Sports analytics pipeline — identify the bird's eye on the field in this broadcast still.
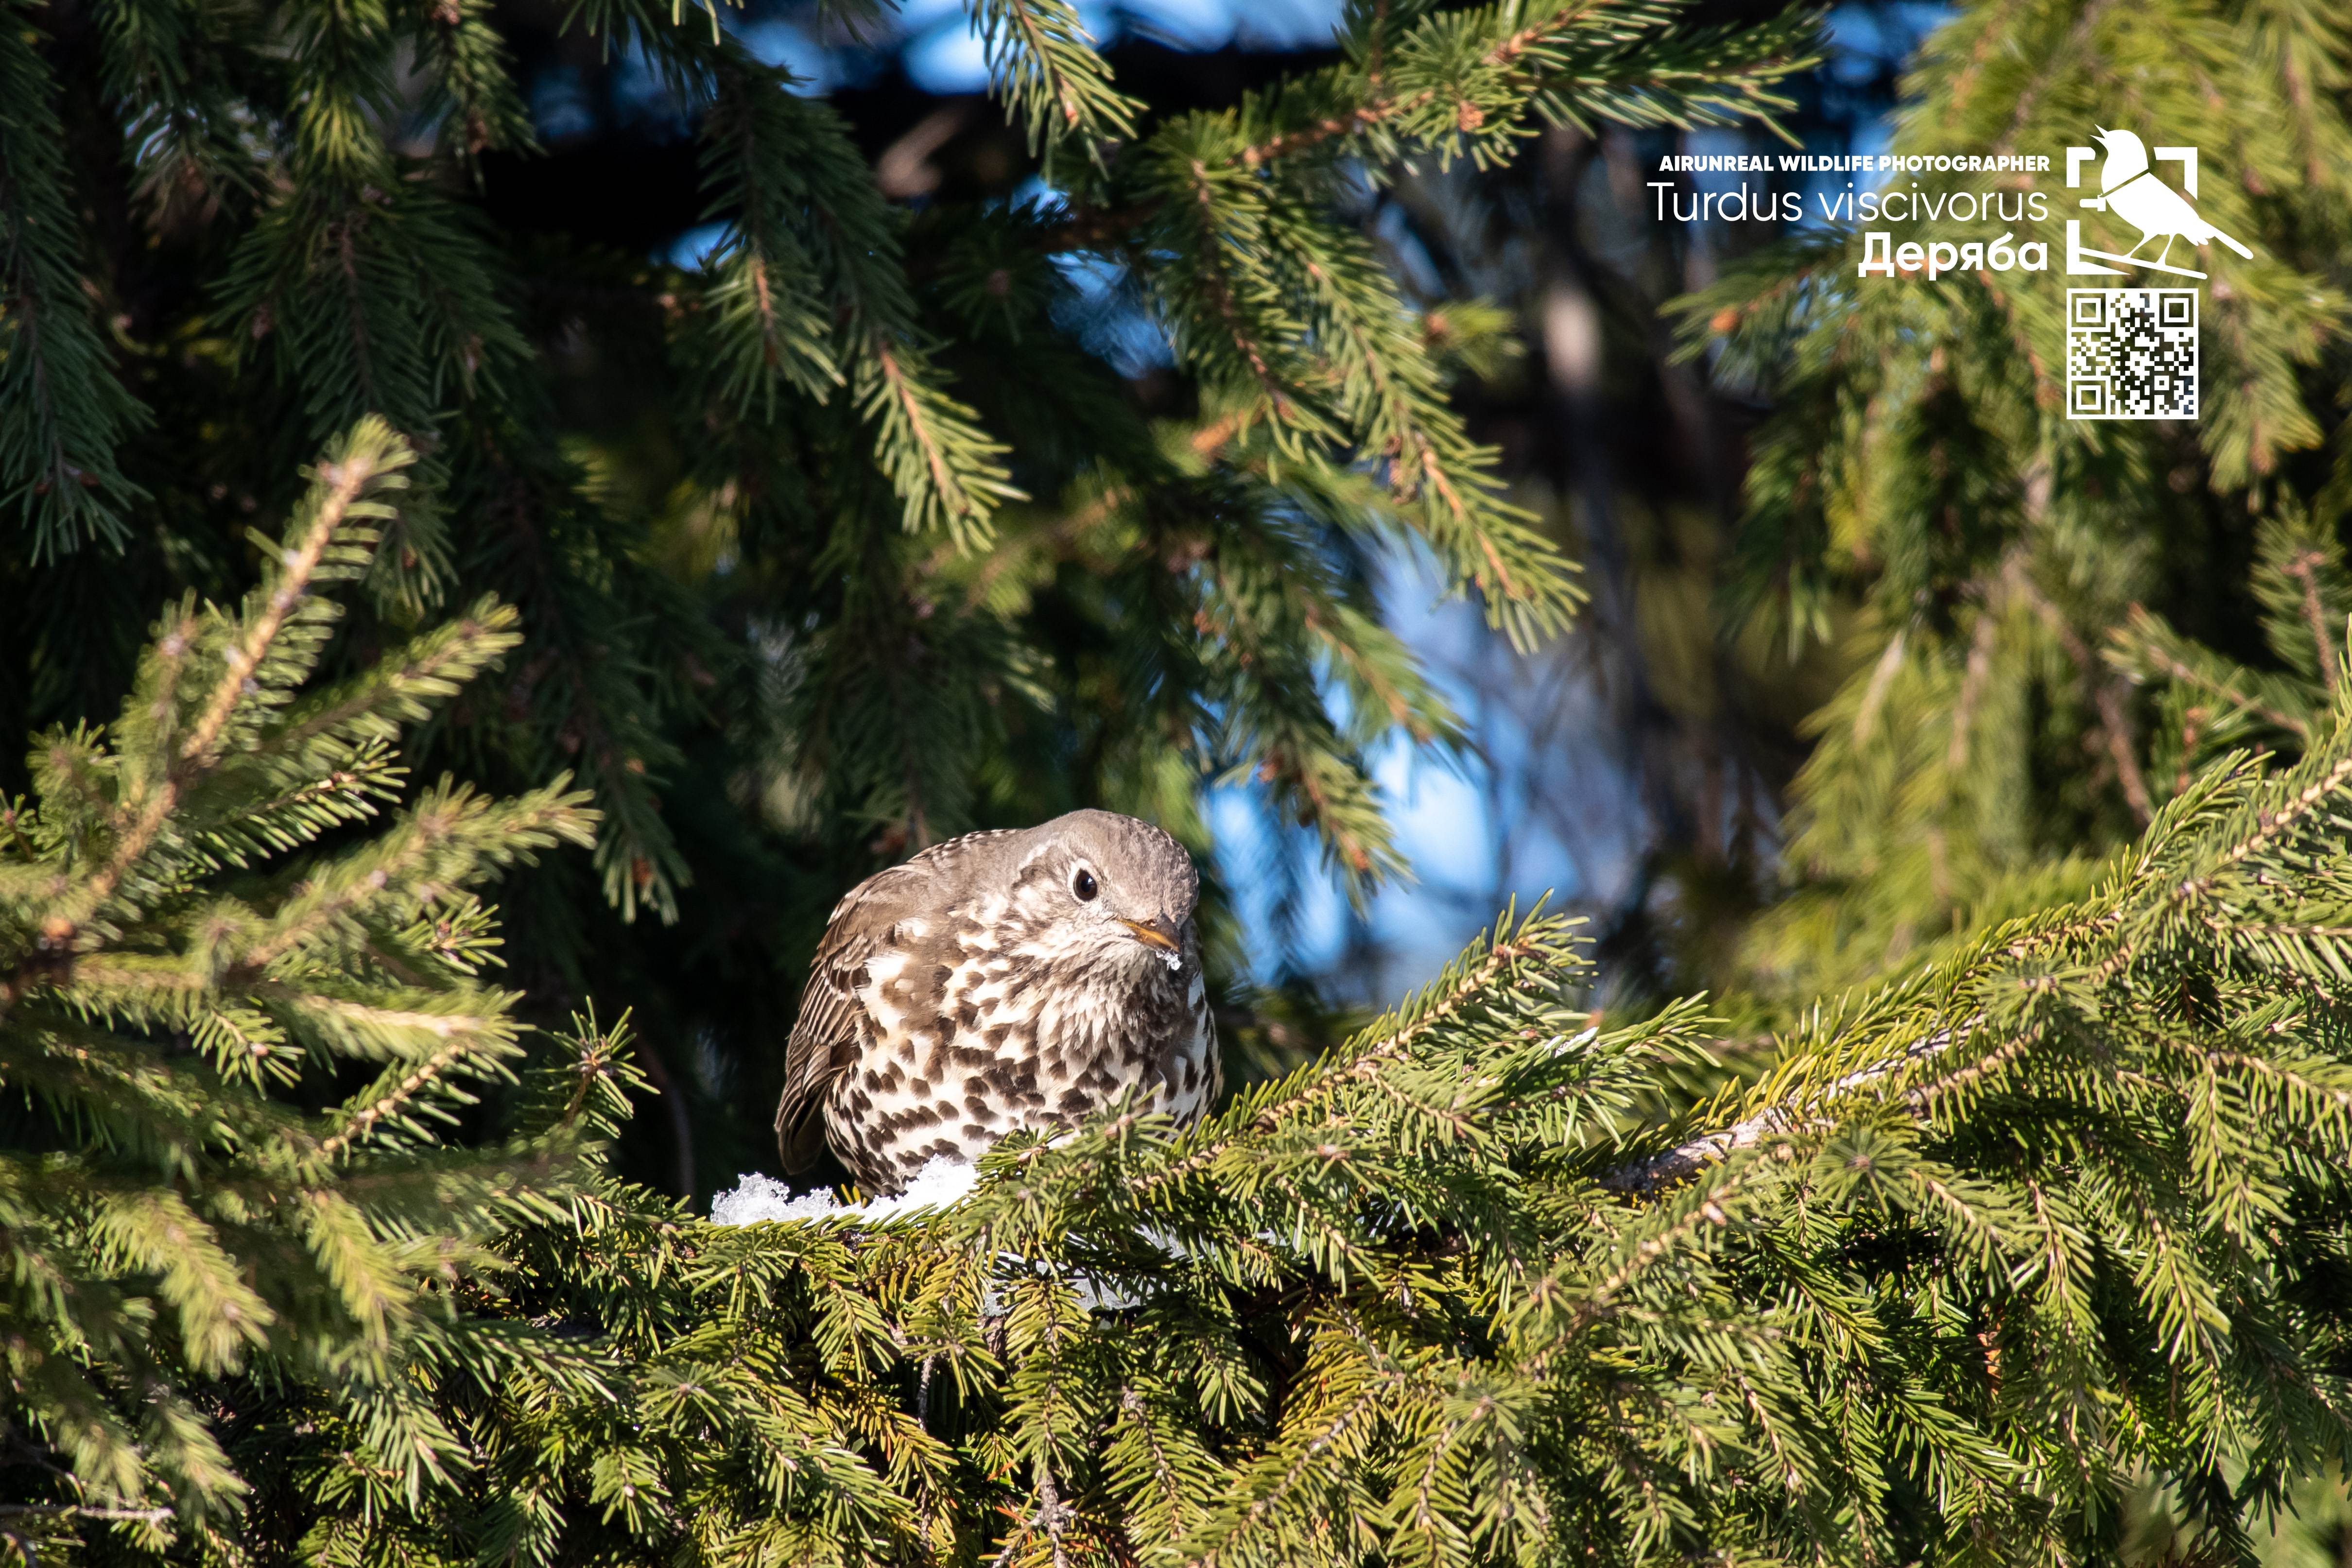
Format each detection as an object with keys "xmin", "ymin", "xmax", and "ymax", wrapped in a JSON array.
[{"xmin": 1072, "ymin": 868, "xmax": 1099, "ymax": 902}]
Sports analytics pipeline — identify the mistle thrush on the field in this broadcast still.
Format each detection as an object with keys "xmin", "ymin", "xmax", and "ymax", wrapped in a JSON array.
[{"xmin": 775, "ymin": 810, "xmax": 1220, "ymax": 1193}]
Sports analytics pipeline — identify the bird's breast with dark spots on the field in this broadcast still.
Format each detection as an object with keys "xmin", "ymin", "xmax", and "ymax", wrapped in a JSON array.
[{"xmin": 822, "ymin": 907, "xmax": 1215, "ymax": 1191}]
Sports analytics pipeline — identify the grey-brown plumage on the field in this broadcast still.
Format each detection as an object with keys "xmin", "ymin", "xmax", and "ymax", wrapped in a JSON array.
[{"xmin": 777, "ymin": 810, "xmax": 1219, "ymax": 1193}]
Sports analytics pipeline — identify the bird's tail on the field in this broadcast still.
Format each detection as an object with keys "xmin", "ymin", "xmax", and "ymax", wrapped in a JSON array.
[{"xmin": 2214, "ymin": 228, "xmax": 2254, "ymax": 259}]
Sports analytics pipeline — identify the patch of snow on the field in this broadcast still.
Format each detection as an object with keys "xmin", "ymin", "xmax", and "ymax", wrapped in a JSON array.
[
  {"xmin": 707, "ymin": 1173, "xmax": 840, "ymax": 1225},
  {"xmin": 710, "ymin": 1158, "xmax": 1186, "ymax": 1314},
  {"xmin": 709, "ymin": 1155, "xmax": 981, "ymax": 1227}
]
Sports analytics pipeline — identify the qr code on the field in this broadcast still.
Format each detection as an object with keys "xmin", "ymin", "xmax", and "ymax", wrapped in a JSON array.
[{"xmin": 2067, "ymin": 289, "xmax": 2198, "ymax": 420}]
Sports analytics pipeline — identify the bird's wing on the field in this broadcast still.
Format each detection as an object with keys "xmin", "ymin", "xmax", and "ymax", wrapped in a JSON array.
[
  {"xmin": 776, "ymin": 915, "xmax": 879, "ymax": 1171},
  {"xmin": 775, "ymin": 826, "xmax": 1020, "ymax": 1170}
]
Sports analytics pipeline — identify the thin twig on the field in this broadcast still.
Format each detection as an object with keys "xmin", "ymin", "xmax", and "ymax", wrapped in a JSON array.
[{"xmin": 1600, "ymin": 1023, "xmax": 1971, "ymax": 1193}]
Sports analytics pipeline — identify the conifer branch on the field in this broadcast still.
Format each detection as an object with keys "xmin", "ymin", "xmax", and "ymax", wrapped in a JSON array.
[
  {"xmin": 1602, "ymin": 1021, "xmax": 1972, "ymax": 1192},
  {"xmin": 67, "ymin": 424, "xmax": 411, "ymax": 930},
  {"xmin": 970, "ymin": 0, "xmax": 1141, "ymax": 155},
  {"xmin": 408, "ymin": 0, "xmax": 536, "ymax": 161},
  {"xmin": 0, "ymin": 422, "xmax": 605, "ymax": 1533},
  {"xmin": 2108, "ymin": 607, "xmax": 2314, "ymax": 740},
  {"xmin": 1123, "ymin": 910, "xmax": 1568, "ymax": 1196},
  {"xmin": 0, "ymin": 9, "xmax": 150, "ymax": 556},
  {"xmin": 184, "ymin": 461, "xmax": 372, "ymax": 771}
]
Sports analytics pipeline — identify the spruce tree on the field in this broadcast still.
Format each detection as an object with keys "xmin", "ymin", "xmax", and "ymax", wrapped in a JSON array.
[
  {"xmin": 11, "ymin": 457, "xmax": 2352, "ymax": 1558},
  {"xmin": 11, "ymin": 0, "xmax": 2352, "ymax": 1560},
  {"xmin": 0, "ymin": 0, "xmax": 1815, "ymax": 1192},
  {"xmin": 0, "ymin": 420, "xmax": 621, "ymax": 1557},
  {"xmin": 1666, "ymin": 0, "xmax": 2352, "ymax": 1548}
]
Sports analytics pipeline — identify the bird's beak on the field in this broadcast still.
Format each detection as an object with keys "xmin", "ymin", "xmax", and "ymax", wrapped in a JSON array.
[{"xmin": 1118, "ymin": 916, "xmax": 1180, "ymax": 953}]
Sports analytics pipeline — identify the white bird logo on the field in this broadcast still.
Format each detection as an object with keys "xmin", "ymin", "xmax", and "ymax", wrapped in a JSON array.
[{"xmin": 2083, "ymin": 127, "xmax": 2253, "ymax": 269}]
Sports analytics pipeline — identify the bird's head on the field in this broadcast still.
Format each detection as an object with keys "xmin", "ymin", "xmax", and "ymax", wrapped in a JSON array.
[{"xmin": 1013, "ymin": 809, "xmax": 1200, "ymax": 976}]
